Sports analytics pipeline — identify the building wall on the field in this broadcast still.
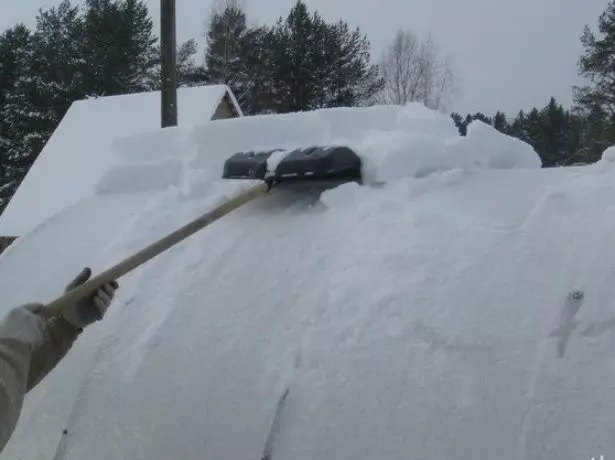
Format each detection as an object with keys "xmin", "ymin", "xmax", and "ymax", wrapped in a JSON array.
[
  {"xmin": 212, "ymin": 93, "xmax": 240, "ymax": 120},
  {"xmin": 0, "ymin": 237, "xmax": 16, "ymax": 255}
]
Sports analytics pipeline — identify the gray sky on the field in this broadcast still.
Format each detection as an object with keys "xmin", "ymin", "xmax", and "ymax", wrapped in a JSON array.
[{"xmin": 0, "ymin": 0, "xmax": 610, "ymax": 115}]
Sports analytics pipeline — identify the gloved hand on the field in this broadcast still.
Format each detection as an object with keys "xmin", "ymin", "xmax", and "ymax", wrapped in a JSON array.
[{"xmin": 61, "ymin": 267, "xmax": 119, "ymax": 329}]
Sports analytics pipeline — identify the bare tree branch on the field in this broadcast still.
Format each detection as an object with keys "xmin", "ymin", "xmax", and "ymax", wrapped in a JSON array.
[{"xmin": 377, "ymin": 29, "xmax": 456, "ymax": 111}]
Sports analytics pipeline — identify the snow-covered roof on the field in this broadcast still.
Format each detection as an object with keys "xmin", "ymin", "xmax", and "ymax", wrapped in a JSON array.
[
  {"xmin": 3, "ymin": 104, "xmax": 614, "ymax": 460},
  {"xmin": 0, "ymin": 84, "xmax": 242, "ymax": 237}
]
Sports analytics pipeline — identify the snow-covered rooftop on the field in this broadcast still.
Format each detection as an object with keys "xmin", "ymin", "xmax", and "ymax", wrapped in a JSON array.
[
  {"xmin": 2, "ymin": 104, "xmax": 614, "ymax": 460},
  {"xmin": 0, "ymin": 84, "xmax": 241, "ymax": 237}
]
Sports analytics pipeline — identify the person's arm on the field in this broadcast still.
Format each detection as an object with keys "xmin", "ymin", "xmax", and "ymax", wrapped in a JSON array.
[
  {"xmin": 27, "ymin": 314, "xmax": 82, "ymax": 391},
  {"xmin": 0, "ymin": 268, "xmax": 118, "ymax": 453},
  {"xmin": 0, "ymin": 306, "xmax": 43, "ymax": 453}
]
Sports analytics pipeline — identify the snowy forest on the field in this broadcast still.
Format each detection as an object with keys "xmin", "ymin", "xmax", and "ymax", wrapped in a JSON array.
[{"xmin": 0, "ymin": 0, "xmax": 614, "ymax": 213}]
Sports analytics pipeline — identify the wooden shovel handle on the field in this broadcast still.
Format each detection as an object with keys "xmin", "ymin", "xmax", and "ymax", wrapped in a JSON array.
[{"xmin": 40, "ymin": 182, "xmax": 269, "ymax": 319}]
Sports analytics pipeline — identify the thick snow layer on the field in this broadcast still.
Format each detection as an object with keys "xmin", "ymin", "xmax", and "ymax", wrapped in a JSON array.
[
  {"xmin": 0, "ymin": 85, "xmax": 241, "ymax": 237},
  {"xmin": 447, "ymin": 121, "xmax": 541, "ymax": 170},
  {"xmin": 3, "ymin": 104, "xmax": 597, "ymax": 460},
  {"xmin": 160, "ymin": 105, "xmax": 539, "ymax": 185},
  {"xmin": 601, "ymin": 145, "xmax": 615, "ymax": 163}
]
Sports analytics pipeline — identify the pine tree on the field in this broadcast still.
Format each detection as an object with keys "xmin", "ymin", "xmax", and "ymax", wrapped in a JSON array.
[
  {"xmin": 0, "ymin": 25, "xmax": 32, "ymax": 212},
  {"xmin": 509, "ymin": 110, "xmax": 528, "ymax": 141},
  {"xmin": 526, "ymin": 108, "xmax": 544, "ymax": 163},
  {"xmin": 205, "ymin": 6, "xmax": 250, "ymax": 101},
  {"xmin": 318, "ymin": 20, "xmax": 381, "ymax": 107},
  {"xmin": 564, "ymin": 111, "xmax": 585, "ymax": 164},
  {"xmin": 473, "ymin": 112, "xmax": 492, "ymax": 125},
  {"xmin": 539, "ymin": 97, "xmax": 568, "ymax": 166},
  {"xmin": 493, "ymin": 111, "xmax": 508, "ymax": 134},
  {"xmin": 239, "ymin": 26, "xmax": 275, "ymax": 113},
  {"xmin": 577, "ymin": 2, "xmax": 615, "ymax": 118},
  {"xmin": 269, "ymin": 1, "xmax": 381, "ymax": 112},
  {"xmin": 574, "ymin": 1, "xmax": 615, "ymax": 150},
  {"xmin": 204, "ymin": 5, "xmax": 274, "ymax": 114},
  {"xmin": 0, "ymin": 25, "xmax": 31, "ymax": 102},
  {"xmin": 0, "ymin": 0, "xmax": 85, "ymax": 212},
  {"xmin": 451, "ymin": 112, "xmax": 466, "ymax": 135},
  {"xmin": 81, "ymin": 0, "xmax": 158, "ymax": 96},
  {"xmin": 583, "ymin": 103, "xmax": 611, "ymax": 163},
  {"xmin": 268, "ymin": 2, "xmax": 321, "ymax": 112}
]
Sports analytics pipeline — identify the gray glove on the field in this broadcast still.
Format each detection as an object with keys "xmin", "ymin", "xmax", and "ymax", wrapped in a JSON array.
[{"xmin": 61, "ymin": 268, "xmax": 119, "ymax": 329}]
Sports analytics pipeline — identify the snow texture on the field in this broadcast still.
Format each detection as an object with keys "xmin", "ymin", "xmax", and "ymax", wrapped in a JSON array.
[
  {"xmin": 266, "ymin": 149, "xmax": 293, "ymax": 175},
  {"xmin": 601, "ymin": 145, "xmax": 615, "ymax": 163},
  {"xmin": 4, "ymin": 104, "xmax": 613, "ymax": 460},
  {"xmin": 0, "ymin": 85, "xmax": 241, "ymax": 237}
]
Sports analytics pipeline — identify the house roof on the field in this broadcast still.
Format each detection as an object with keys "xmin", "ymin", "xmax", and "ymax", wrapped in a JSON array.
[{"xmin": 0, "ymin": 84, "xmax": 242, "ymax": 237}]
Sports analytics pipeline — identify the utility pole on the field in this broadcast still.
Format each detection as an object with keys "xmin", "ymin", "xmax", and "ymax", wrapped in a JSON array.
[{"xmin": 161, "ymin": 0, "xmax": 177, "ymax": 127}]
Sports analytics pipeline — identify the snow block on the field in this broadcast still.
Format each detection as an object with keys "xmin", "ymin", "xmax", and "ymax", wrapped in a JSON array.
[
  {"xmin": 318, "ymin": 105, "xmax": 401, "ymax": 141},
  {"xmin": 357, "ymin": 130, "xmax": 448, "ymax": 183},
  {"xmin": 395, "ymin": 102, "xmax": 460, "ymax": 140},
  {"xmin": 95, "ymin": 162, "xmax": 182, "ymax": 194},
  {"xmin": 446, "ymin": 121, "xmax": 541, "ymax": 170},
  {"xmin": 190, "ymin": 112, "xmax": 330, "ymax": 174},
  {"xmin": 112, "ymin": 127, "xmax": 186, "ymax": 163},
  {"xmin": 319, "ymin": 182, "xmax": 363, "ymax": 209},
  {"xmin": 601, "ymin": 145, "xmax": 615, "ymax": 163}
]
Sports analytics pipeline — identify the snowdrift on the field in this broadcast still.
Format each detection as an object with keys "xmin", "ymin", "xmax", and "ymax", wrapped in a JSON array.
[{"xmin": 2, "ymin": 104, "xmax": 614, "ymax": 460}]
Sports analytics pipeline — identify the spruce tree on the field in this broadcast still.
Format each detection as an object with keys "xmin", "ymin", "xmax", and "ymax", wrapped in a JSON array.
[
  {"xmin": 81, "ymin": 0, "xmax": 158, "ymax": 96},
  {"xmin": 574, "ymin": 1, "xmax": 615, "ymax": 150},
  {"xmin": 239, "ymin": 26, "xmax": 275, "ymax": 113},
  {"xmin": 204, "ymin": 5, "xmax": 274, "ymax": 113},
  {"xmin": 269, "ymin": 1, "xmax": 381, "ymax": 112},
  {"xmin": 0, "ymin": 25, "xmax": 31, "ymax": 102},
  {"xmin": 564, "ymin": 111, "xmax": 585, "ymax": 164},
  {"xmin": 205, "ymin": 7, "xmax": 250, "ymax": 101},
  {"xmin": 451, "ymin": 112, "xmax": 466, "ymax": 135},
  {"xmin": 577, "ymin": 2, "xmax": 615, "ymax": 117},
  {"xmin": 526, "ymin": 108, "xmax": 544, "ymax": 163},
  {"xmin": 0, "ymin": 0, "xmax": 85, "ymax": 212},
  {"xmin": 268, "ymin": 2, "xmax": 321, "ymax": 112},
  {"xmin": 583, "ymin": 103, "xmax": 610, "ymax": 162},
  {"xmin": 493, "ymin": 111, "xmax": 508, "ymax": 134},
  {"xmin": 509, "ymin": 110, "xmax": 528, "ymax": 141},
  {"xmin": 467, "ymin": 112, "xmax": 492, "ymax": 126},
  {"xmin": 318, "ymin": 20, "xmax": 381, "ymax": 107},
  {"xmin": 539, "ymin": 97, "xmax": 568, "ymax": 166},
  {"xmin": 0, "ymin": 25, "xmax": 32, "ymax": 212}
]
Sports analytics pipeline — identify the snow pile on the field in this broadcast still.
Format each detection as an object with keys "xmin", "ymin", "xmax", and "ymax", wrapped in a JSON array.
[
  {"xmin": 601, "ymin": 145, "xmax": 615, "ymax": 163},
  {"xmin": 446, "ymin": 121, "xmax": 541, "ymax": 170},
  {"xmin": 117, "ymin": 104, "xmax": 540, "ymax": 188},
  {"xmin": 3, "ymin": 104, "xmax": 609, "ymax": 460}
]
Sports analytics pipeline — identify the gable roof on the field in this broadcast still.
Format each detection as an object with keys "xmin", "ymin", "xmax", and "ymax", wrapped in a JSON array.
[{"xmin": 0, "ymin": 84, "xmax": 242, "ymax": 237}]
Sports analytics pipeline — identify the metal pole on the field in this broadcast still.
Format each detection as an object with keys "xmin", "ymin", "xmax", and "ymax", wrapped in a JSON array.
[{"xmin": 161, "ymin": 0, "xmax": 177, "ymax": 127}]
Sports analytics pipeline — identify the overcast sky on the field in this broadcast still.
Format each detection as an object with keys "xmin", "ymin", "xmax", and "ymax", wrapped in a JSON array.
[{"xmin": 1, "ymin": 0, "xmax": 610, "ymax": 115}]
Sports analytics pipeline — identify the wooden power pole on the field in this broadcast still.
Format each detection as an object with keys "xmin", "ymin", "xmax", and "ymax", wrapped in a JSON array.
[{"xmin": 161, "ymin": 0, "xmax": 177, "ymax": 127}]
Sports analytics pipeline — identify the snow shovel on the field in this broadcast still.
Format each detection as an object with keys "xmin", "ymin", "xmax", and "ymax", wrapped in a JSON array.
[{"xmin": 41, "ymin": 146, "xmax": 362, "ymax": 319}]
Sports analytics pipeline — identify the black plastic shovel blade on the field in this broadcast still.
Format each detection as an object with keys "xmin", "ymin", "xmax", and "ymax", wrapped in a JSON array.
[{"xmin": 222, "ymin": 146, "xmax": 362, "ymax": 183}]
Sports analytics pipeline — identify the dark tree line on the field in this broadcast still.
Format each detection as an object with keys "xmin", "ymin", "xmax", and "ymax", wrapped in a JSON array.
[
  {"xmin": 452, "ymin": 98, "xmax": 590, "ymax": 167},
  {"xmin": 452, "ymin": 97, "xmax": 608, "ymax": 168},
  {"xmin": 204, "ymin": 1, "xmax": 382, "ymax": 114},
  {"xmin": 453, "ymin": 0, "xmax": 615, "ymax": 168},
  {"xmin": 0, "ymin": 0, "xmax": 382, "ymax": 214}
]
